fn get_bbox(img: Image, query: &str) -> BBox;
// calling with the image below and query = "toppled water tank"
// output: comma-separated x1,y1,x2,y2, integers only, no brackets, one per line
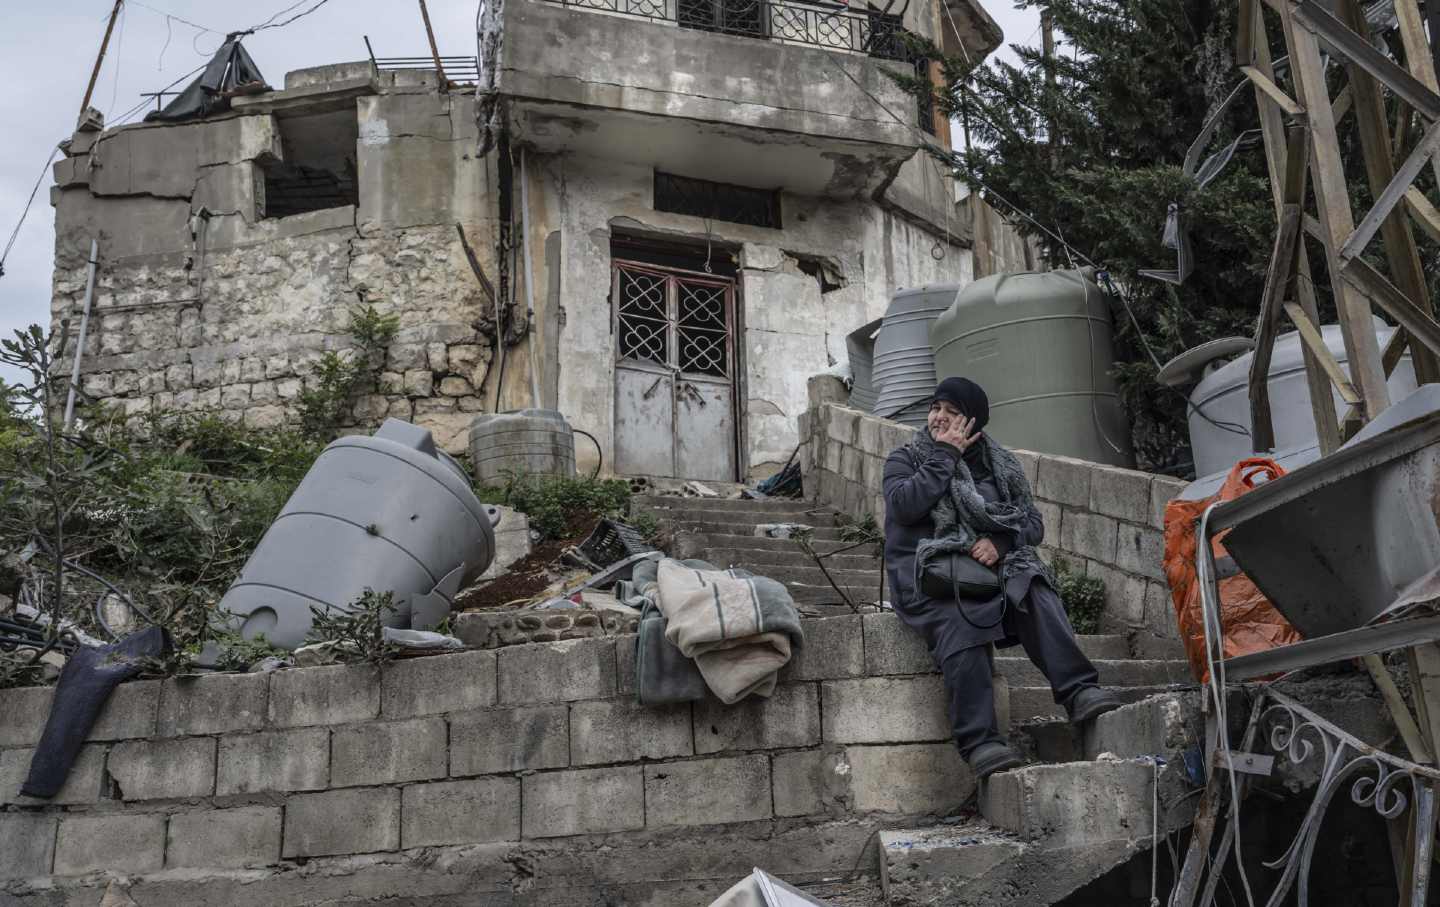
220,419,498,649
1187,319,1418,476
930,268,1132,466
872,285,958,427
469,409,577,485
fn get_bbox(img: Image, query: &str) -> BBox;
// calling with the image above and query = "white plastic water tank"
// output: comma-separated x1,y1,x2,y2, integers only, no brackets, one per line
1188,319,1418,476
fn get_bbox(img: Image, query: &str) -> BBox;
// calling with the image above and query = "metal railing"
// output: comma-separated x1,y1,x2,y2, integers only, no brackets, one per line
540,0,912,61
363,38,481,83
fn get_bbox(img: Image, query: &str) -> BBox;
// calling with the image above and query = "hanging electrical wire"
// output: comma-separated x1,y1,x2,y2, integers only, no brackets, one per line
0,144,63,281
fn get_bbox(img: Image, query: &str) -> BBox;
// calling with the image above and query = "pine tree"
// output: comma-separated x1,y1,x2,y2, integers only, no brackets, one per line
901,0,1280,472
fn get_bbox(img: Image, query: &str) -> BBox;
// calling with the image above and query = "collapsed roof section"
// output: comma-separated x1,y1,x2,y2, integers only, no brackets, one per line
145,34,270,124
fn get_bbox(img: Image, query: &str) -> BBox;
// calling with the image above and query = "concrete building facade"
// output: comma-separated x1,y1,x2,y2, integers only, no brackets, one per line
49,0,1010,479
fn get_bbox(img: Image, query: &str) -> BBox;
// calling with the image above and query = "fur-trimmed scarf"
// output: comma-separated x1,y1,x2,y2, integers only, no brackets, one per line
906,429,1055,597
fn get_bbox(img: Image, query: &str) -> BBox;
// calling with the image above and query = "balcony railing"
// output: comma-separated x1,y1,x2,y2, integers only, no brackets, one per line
539,0,913,61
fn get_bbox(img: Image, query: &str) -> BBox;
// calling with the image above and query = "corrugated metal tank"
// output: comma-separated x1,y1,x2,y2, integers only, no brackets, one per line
930,268,1132,466
1188,319,1418,476
469,409,577,485
846,317,883,414
872,285,958,427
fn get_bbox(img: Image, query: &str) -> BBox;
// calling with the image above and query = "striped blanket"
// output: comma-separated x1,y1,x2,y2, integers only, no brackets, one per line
653,558,804,704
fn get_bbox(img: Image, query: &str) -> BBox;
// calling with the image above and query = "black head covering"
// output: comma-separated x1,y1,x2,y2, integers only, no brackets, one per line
933,377,989,431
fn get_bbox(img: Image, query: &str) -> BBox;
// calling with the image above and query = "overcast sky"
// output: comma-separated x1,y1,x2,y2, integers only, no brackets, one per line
0,0,1038,380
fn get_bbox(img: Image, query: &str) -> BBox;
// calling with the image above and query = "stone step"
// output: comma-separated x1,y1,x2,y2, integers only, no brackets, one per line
879,822,1029,905
740,565,881,588
703,547,883,572
674,533,879,556
676,523,853,542
997,657,1189,690
638,501,841,524
1007,684,1182,724
633,494,815,513
1082,690,1201,761
655,514,845,534
980,759,1158,847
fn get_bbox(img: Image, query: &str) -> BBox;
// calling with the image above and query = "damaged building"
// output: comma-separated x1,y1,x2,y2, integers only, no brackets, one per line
48,0,1021,480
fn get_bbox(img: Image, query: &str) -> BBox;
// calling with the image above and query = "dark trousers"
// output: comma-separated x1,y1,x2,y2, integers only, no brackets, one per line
941,581,1100,758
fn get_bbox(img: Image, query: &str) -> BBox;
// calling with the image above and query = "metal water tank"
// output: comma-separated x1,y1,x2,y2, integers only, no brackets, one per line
220,419,499,649
930,268,1132,466
1187,319,1417,476
872,285,958,427
846,317,883,414
469,408,577,485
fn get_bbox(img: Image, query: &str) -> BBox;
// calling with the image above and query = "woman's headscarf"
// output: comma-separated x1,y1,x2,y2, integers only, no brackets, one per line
933,377,989,431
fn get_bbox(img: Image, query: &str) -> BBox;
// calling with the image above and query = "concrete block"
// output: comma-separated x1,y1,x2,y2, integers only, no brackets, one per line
782,615,864,680
880,826,1026,896
1011,448,1040,487
1115,523,1166,581
1034,499,1063,545
89,679,160,740
827,405,860,446
694,683,820,754
772,747,851,817
269,663,380,727
1085,691,1198,760
284,787,401,857
108,736,216,800
451,705,568,775
1144,581,1181,642
846,743,973,814
381,649,497,718
157,672,268,736
522,767,644,838
217,727,330,794
644,755,772,827
1151,475,1186,529
981,760,1155,847
498,639,616,704
1036,455,1093,508
570,698,692,765
1089,465,1155,525
0,686,52,746
856,414,881,453
331,717,448,787
1059,510,1118,565
54,813,167,875
0,744,106,805
0,813,56,879
166,806,282,869
821,676,950,744
402,777,520,847
840,445,864,483
862,612,934,675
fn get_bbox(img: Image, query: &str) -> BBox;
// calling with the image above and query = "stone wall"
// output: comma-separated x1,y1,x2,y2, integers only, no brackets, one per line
798,399,1185,653
0,613,1000,904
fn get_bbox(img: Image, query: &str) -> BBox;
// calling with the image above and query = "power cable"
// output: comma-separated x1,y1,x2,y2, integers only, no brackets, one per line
107,2,128,118
0,144,63,280
249,0,338,33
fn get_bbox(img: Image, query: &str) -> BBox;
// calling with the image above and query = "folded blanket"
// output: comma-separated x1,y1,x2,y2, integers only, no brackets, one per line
655,559,804,704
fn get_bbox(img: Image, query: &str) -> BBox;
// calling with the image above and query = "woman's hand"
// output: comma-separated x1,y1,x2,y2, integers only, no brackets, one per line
971,537,1000,567
935,415,979,452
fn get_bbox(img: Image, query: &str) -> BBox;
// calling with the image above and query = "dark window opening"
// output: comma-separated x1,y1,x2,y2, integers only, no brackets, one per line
914,57,937,136
654,172,782,230
260,109,359,219
678,0,766,38
611,233,739,277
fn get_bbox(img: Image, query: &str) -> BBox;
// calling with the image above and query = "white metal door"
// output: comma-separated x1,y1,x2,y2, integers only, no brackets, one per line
613,260,738,481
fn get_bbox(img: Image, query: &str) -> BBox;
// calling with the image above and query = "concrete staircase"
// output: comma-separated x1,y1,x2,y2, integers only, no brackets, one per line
633,493,1202,906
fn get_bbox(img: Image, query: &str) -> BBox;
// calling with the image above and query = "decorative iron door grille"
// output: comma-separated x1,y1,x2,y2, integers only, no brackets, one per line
613,260,739,481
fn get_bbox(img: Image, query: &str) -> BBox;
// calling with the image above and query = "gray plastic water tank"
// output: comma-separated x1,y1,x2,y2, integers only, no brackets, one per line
930,268,1132,466
846,317,883,414
469,409,577,485
220,419,499,649
1187,319,1418,476
872,285,958,427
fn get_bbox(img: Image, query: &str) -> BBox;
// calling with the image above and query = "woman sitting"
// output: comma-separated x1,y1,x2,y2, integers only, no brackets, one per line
882,377,1120,779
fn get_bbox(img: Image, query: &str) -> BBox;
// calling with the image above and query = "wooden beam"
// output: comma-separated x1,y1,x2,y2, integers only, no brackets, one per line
1365,654,1433,764
1393,0,1440,186
1251,6,1342,452
1251,208,1304,450
80,1,125,118
1406,187,1440,245
1339,117,1440,265
1241,65,1305,117
1237,0,1256,66
1333,84,1355,124
1283,1,1392,415
1294,0,1440,121
1283,302,1365,404
1343,257,1440,359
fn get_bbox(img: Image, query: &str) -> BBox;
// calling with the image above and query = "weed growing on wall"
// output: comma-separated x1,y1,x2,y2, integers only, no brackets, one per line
296,305,399,440
307,589,401,664
476,472,633,541
1053,556,1105,635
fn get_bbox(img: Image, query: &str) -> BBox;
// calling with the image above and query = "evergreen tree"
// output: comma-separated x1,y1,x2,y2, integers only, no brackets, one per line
903,0,1280,472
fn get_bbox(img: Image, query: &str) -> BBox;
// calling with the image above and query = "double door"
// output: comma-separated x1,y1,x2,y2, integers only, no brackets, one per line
613,260,738,482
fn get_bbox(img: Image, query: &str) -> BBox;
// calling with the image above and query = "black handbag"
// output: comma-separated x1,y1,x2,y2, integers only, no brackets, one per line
920,553,1006,629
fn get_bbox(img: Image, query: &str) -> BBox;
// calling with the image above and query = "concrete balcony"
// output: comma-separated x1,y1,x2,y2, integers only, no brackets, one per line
498,0,926,198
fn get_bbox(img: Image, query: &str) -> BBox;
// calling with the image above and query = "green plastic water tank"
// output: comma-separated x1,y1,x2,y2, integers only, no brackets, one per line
929,268,1133,466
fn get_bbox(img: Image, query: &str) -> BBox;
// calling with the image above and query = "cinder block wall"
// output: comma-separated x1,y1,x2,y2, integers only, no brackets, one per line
0,615,998,902
798,401,1185,653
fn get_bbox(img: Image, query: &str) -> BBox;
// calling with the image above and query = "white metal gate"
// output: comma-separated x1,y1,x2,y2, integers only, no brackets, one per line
612,259,738,481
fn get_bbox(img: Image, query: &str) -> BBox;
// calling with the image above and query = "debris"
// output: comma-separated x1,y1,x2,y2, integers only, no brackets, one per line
383,627,464,652
99,880,140,907
754,523,812,539
145,35,269,123
753,460,802,499
683,481,720,498
708,868,833,906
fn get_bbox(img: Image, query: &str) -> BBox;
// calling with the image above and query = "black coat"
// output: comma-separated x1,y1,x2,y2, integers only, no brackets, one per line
882,440,1047,660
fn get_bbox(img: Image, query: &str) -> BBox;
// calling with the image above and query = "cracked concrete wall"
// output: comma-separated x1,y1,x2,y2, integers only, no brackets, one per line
50,87,507,454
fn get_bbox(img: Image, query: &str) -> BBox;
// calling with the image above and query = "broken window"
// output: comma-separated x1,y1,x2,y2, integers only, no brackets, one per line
653,172,781,230
259,109,359,219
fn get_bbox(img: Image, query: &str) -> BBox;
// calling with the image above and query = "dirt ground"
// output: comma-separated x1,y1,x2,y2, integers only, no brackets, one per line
453,517,600,611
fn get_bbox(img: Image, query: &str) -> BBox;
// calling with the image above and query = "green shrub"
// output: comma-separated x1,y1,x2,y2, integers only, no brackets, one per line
307,589,401,664
1053,556,1105,635
478,472,632,541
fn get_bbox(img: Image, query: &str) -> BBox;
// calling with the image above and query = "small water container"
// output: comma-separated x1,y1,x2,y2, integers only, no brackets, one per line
469,408,577,485
872,285,959,427
220,419,499,649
